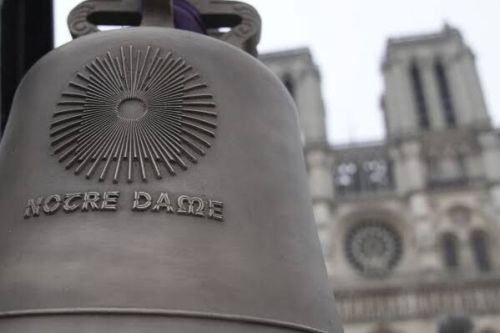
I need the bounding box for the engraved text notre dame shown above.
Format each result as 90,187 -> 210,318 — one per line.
24,191 -> 224,222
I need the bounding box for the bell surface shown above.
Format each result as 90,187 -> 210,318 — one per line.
0,26 -> 342,333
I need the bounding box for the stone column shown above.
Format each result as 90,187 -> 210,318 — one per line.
460,48 -> 490,127
447,48 -> 490,128
382,60 -> 418,137
479,132 -> 500,219
395,141 -> 440,274
295,66 -> 327,145
400,141 -> 426,191
305,147 -> 335,273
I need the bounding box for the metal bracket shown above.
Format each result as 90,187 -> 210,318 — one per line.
67,0 -> 261,56
67,0 -> 142,39
190,0 -> 261,56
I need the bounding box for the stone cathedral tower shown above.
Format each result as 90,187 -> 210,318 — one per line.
260,49 -> 335,266
261,25 -> 500,333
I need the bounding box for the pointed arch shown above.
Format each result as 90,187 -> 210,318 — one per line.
434,58 -> 456,127
470,229 -> 492,272
409,60 -> 430,129
441,232 -> 460,270
282,73 -> 295,99
439,316 -> 474,333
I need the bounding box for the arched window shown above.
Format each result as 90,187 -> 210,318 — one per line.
471,230 -> 492,272
409,61 -> 430,129
434,59 -> 456,127
441,233 -> 460,270
282,74 -> 295,99
439,316 -> 474,333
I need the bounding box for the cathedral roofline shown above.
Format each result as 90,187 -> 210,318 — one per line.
304,139 -> 389,156
386,23 -> 463,49
382,24 -> 466,70
331,139 -> 386,152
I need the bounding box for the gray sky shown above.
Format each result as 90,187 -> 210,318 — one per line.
54,0 -> 500,144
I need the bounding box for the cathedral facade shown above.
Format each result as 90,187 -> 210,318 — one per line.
261,25 -> 500,333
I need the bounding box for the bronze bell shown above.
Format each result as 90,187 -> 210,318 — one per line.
0,0 -> 343,332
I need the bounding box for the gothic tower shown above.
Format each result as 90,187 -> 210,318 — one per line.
262,25 -> 500,333
380,24 -> 499,277
261,49 -> 335,265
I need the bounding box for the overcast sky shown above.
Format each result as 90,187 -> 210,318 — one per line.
54,0 -> 500,144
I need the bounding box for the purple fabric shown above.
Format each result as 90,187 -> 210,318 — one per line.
173,0 -> 206,34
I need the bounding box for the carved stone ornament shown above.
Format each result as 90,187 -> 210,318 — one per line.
50,45 -> 217,183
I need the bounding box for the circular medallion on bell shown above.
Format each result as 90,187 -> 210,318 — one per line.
50,45 -> 217,183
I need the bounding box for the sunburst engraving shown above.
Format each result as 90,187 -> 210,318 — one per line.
50,45 -> 217,183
